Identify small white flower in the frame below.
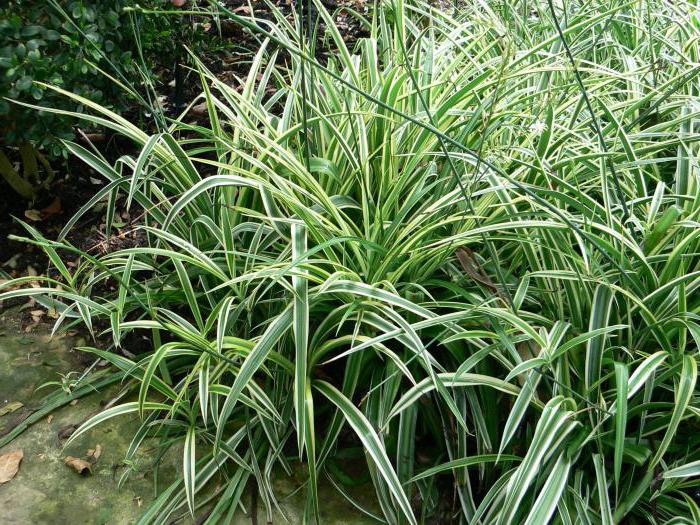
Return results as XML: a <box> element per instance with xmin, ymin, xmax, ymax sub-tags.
<box><xmin>529</xmin><ymin>121</ymin><xmax>546</xmax><ymax>133</ymax></box>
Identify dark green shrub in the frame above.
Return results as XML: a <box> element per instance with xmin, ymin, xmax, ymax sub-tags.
<box><xmin>0</xmin><ymin>0</ymin><xmax>143</xmax><ymax>198</ymax></box>
<box><xmin>0</xmin><ymin>1</ymin><xmax>236</xmax><ymax>200</ymax></box>
<box><xmin>0</xmin><ymin>0</ymin><xmax>214</xmax><ymax>199</ymax></box>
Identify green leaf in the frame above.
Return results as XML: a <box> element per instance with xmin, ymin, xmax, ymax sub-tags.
<box><xmin>613</xmin><ymin>362</ymin><xmax>628</xmax><ymax>488</ymax></box>
<box><xmin>15</xmin><ymin>75</ymin><xmax>32</xmax><ymax>91</ymax></box>
<box><xmin>593</xmin><ymin>454</ymin><xmax>613</xmax><ymax>525</ymax></box>
<box><xmin>664</xmin><ymin>459</ymin><xmax>700</xmax><ymax>479</ymax></box>
<box><xmin>498</xmin><ymin>397</ymin><xmax>577</xmax><ymax>525</ymax></box>
<box><xmin>315</xmin><ymin>380</ymin><xmax>416</xmax><ymax>525</ymax></box>
<box><xmin>184</xmin><ymin>425</ymin><xmax>196</xmax><ymax>516</ymax></box>
<box><xmin>65</xmin><ymin>402</ymin><xmax>171</xmax><ymax>448</ymax></box>
<box><xmin>21</xmin><ymin>25</ymin><xmax>42</xmax><ymax>37</ymax></box>
<box><xmin>585</xmin><ymin>285</ymin><xmax>615</xmax><ymax>396</ymax></box>
<box><xmin>409</xmin><ymin>454</ymin><xmax>521</xmax><ymax>483</ymax></box>
<box><xmin>649</xmin><ymin>355</ymin><xmax>697</xmax><ymax>468</ymax></box>
<box><xmin>523</xmin><ymin>454</ymin><xmax>571</xmax><ymax>525</ymax></box>
<box><xmin>292</xmin><ymin>223</ymin><xmax>309</xmax><ymax>455</ymax></box>
<box><xmin>215</xmin><ymin>306</ymin><xmax>292</xmax><ymax>445</ymax></box>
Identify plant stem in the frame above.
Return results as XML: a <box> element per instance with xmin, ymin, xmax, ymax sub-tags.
<box><xmin>0</xmin><ymin>148</ymin><xmax>36</xmax><ymax>200</ymax></box>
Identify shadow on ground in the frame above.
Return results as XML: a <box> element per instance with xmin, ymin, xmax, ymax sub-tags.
<box><xmin>0</xmin><ymin>316</ymin><xmax>379</xmax><ymax>524</ymax></box>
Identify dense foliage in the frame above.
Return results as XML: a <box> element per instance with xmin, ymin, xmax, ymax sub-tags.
<box><xmin>0</xmin><ymin>0</ymin><xmax>210</xmax><ymax>199</ymax></box>
<box><xmin>3</xmin><ymin>0</ymin><xmax>700</xmax><ymax>523</ymax></box>
<box><xmin>0</xmin><ymin>1</ymin><xmax>137</xmax><ymax>155</ymax></box>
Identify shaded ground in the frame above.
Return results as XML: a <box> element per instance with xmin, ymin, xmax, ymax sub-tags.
<box><xmin>0</xmin><ymin>316</ymin><xmax>177</xmax><ymax>524</ymax></box>
<box><xmin>0</xmin><ymin>316</ymin><xmax>379</xmax><ymax>524</ymax></box>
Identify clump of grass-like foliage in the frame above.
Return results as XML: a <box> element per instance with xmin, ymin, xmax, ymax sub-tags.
<box><xmin>3</xmin><ymin>0</ymin><xmax>700</xmax><ymax>522</ymax></box>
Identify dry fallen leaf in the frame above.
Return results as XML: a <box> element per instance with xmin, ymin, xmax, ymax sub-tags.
<box><xmin>69</xmin><ymin>399</ymin><xmax>78</xmax><ymax>406</ymax></box>
<box><xmin>64</xmin><ymin>456</ymin><xmax>92</xmax><ymax>475</ymax></box>
<box><xmin>0</xmin><ymin>449</ymin><xmax>23</xmax><ymax>483</ymax></box>
<box><xmin>0</xmin><ymin>401</ymin><xmax>23</xmax><ymax>417</ymax></box>
<box><xmin>30</xmin><ymin>309</ymin><xmax>45</xmax><ymax>324</ymax></box>
<box><xmin>190</xmin><ymin>102</ymin><xmax>208</xmax><ymax>117</ymax></box>
<box><xmin>3</xmin><ymin>253</ymin><xmax>21</xmax><ymax>269</ymax></box>
<box><xmin>87</xmin><ymin>444</ymin><xmax>102</xmax><ymax>461</ymax></box>
<box><xmin>24</xmin><ymin>209</ymin><xmax>42</xmax><ymax>221</ymax></box>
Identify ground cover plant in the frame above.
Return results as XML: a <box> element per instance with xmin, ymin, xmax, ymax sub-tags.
<box><xmin>2</xmin><ymin>0</ymin><xmax>700</xmax><ymax>522</ymax></box>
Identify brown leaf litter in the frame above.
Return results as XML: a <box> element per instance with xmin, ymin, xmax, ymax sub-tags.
<box><xmin>0</xmin><ymin>449</ymin><xmax>23</xmax><ymax>483</ymax></box>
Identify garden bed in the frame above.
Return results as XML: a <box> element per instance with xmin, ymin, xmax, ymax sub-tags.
<box><xmin>2</xmin><ymin>0</ymin><xmax>700</xmax><ymax>523</ymax></box>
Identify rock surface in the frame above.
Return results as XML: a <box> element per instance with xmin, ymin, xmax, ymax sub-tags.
<box><xmin>0</xmin><ymin>318</ymin><xmax>379</xmax><ymax>524</ymax></box>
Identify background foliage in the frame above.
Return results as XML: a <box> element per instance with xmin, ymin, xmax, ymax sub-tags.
<box><xmin>0</xmin><ymin>0</ymin><xmax>141</xmax><ymax>157</ymax></box>
<box><xmin>0</xmin><ymin>0</ymin><xmax>218</xmax><ymax>200</ymax></box>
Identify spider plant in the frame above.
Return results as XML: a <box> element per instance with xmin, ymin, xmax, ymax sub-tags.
<box><xmin>2</xmin><ymin>0</ymin><xmax>700</xmax><ymax>522</ymax></box>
